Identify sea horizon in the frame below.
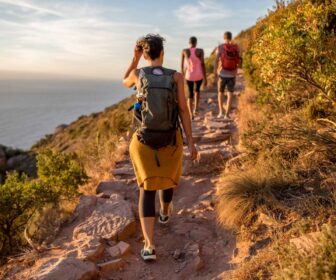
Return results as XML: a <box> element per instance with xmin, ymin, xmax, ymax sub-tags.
<box><xmin>0</xmin><ymin>77</ymin><xmax>132</xmax><ymax>150</ymax></box>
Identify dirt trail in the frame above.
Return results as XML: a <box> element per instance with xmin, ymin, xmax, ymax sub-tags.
<box><xmin>2</xmin><ymin>72</ymin><xmax>245</xmax><ymax>280</ymax></box>
<box><xmin>106</xmin><ymin>72</ymin><xmax>245</xmax><ymax>280</ymax></box>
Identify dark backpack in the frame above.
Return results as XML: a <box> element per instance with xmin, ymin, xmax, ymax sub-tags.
<box><xmin>220</xmin><ymin>43</ymin><xmax>240</xmax><ymax>71</ymax></box>
<box><xmin>135</xmin><ymin>66</ymin><xmax>179</xmax><ymax>151</ymax></box>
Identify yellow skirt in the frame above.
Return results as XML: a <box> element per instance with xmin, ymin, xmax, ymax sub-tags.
<box><xmin>129</xmin><ymin>131</ymin><xmax>183</xmax><ymax>191</ymax></box>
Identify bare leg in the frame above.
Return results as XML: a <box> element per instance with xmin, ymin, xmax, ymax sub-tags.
<box><xmin>159</xmin><ymin>188</ymin><xmax>174</xmax><ymax>215</ymax></box>
<box><xmin>139</xmin><ymin>217</ymin><xmax>155</xmax><ymax>248</ymax></box>
<box><xmin>217</xmin><ymin>91</ymin><xmax>224</xmax><ymax>116</ymax></box>
<box><xmin>225</xmin><ymin>91</ymin><xmax>234</xmax><ymax>118</ymax></box>
<box><xmin>195</xmin><ymin>91</ymin><xmax>200</xmax><ymax>113</ymax></box>
<box><xmin>187</xmin><ymin>98</ymin><xmax>194</xmax><ymax>119</ymax></box>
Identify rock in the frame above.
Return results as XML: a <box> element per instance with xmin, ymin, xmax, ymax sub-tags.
<box><xmin>290</xmin><ymin>232</ymin><xmax>321</xmax><ymax>254</ymax></box>
<box><xmin>198</xmin><ymin>190</ymin><xmax>213</xmax><ymax>201</ymax></box>
<box><xmin>76</xmin><ymin>237</ymin><xmax>105</xmax><ymax>262</ymax></box>
<box><xmin>73</xmin><ymin>194</ymin><xmax>136</xmax><ymax>242</ymax></box>
<box><xmin>112</xmin><ymin>167</ymin><xmax>134</xmax><ymax>177</ymax></box>
<box><xmin>54</xmin><ymin>124</ymin><xmax>68</xmax><ymax>134</ymax></box>
<box><xmin>207</xmin><ymin>98</ymin><xmax>214</xmax><ymax>104</ymax></box>
<box><xmin>98</xmin><ymin>258</ymin><xmax>123</xmax><ymax>274</ymax></box>
<box><xmin>200</xmin><ymin>131</ymin><xmax>231</xmax><ymax>144</ymax></box>
<box><xmin>194</xmin><ymin>178</ymin><xmax>210</xmax><ymax>185</ymax></box>
<box><xmin>36</xmin><ymin>257</ymin><xmax>99</xmax><ymax>280</ymax></box>
<box><xmin>204</xmin><ymin>119</ymin><xmax>231</xmax><ymax>130</ymax></box>
<box><xmin>96</xmin><ymin>181</ymin><xmax>126</xmax><ymax>198</ymax></box>
<box><xmin>73</xmin><ymin>196</ymin><xmax>98</xmax><ymax>222</ymax></box>
<box><xmin>106</xmin><ymin>241</ymin><xmax>131</xmax><ymax>259</ymax></box>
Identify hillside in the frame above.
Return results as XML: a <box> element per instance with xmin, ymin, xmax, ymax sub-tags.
<box><xmin>1</xmin><ymin>1</ymin><xmax>336</xmax><ymax>279</ymax></box>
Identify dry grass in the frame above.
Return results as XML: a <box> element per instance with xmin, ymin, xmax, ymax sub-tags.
<box><xmin>216</xmin><ymin>168</ymin><xmax>293</xmax><ymax>230</ymax></box>
<box><xmin>273</xmin><ymin>225</ymin><xmax>336</xmax><ymax>280</ymax></box>
<box><xmin>216</xmin><ymin>85</ymin><xmax>336</xmax><ymax>278</ymax></box>
<box><xmin>231</xmin><ymin>249</ymin><xmax>277</xmax><ymax>280</ymax></box>
<box><xmin>217</xmin><ymin>102</ymin><xmax>336</xmax><ymax>228</ymax></box>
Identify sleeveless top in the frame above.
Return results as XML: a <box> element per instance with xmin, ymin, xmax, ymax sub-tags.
<box><xmin>185</xmin><ymin>48</ymin><xmax>203</xmax><ymax>81</ymax></box>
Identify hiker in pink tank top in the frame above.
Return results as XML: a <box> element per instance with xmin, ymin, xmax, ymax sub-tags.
<box><xmin>181</xmin><ymin>37</ymin><xmax>207</xmax><ymax>120</ymax></box>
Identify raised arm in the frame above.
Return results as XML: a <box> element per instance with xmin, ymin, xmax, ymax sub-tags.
<box><xmin>123</xmin><ymin>46</ymin><xmax>142</xmax><ymax>88</ymax></box>
<box><xmin>174</xmin><ymin>72</ymin><xmax>197</xmax><ymax>160</ymax></box>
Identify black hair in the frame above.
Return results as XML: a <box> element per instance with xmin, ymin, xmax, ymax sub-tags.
<box><xmin>224</xmin><ymin>31</ymin><xmax>232</xmax><ymax>40</ymax></box>
<box><xmin>136</xmin><ymin>34</ymin><xmax>165</xmax><ymax>60</ymax></box>
<box><xmin>189</xmin><ymin>36</ymin><xmax>197</xmax><ymax>46</ymax></box>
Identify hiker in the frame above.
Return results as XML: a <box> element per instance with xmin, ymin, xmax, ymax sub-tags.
<box><xmin>123</xmin><ymin>34</ymin><xmax>198</xmax><ymax>261</ymax></box>
<box><xmin>181</xmin><ymin>36</ymin><xmax>207</xmax><ymax>120</ymax></box>
<box><xmin>214</xmin><ymin>31</ymin><xmax>241</xmax><ymax>119</ymax></box>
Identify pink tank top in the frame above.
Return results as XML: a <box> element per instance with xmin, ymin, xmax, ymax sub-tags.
<box><xmin>185</xmin><ymin>48</ymin><xmax>203</xmax><ymax>81</ymax></box>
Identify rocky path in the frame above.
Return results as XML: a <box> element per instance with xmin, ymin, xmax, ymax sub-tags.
<box><xmin>101</xmin><ymin>72</ymin><xmax>244</xmax><ymax>280</ymax></box>
<box><xmin>4</xmin><ymin>72</ymin><xmax>244</xmax><ymax>280</ymax></box>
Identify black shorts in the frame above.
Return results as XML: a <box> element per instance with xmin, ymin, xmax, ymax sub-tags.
<box><xmin>218</xmin><ymin>77</ymin><xmax>235</xmax><ymax>93</ymax></box>
<box><xmin>186</xmin><ymin>80</ymin><xmax>203</xmax><ymax>99</ymax></box>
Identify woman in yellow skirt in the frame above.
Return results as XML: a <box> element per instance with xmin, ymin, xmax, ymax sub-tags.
<box><xmin>123</xmin><ymin>34</ymin><xmax>197</xmax><ymax>261</ymax></box>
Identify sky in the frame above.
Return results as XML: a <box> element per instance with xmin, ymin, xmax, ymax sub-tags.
<box><xmin>0</xmin><ymin>0</ymin><xmax>274</xmax><ymax>79</ymax></box>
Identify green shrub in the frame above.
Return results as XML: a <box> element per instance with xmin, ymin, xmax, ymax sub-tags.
<box><xmin>0</xmin><ymin>149</ymin><xmax>88</xmax><ymax>256</ymax></box>
<box><xmin>252</xmin><ymin>0</ymin><xmax>335</xmax><ymax>109</ymax></box>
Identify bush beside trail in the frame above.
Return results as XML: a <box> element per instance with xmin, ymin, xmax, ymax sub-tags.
<box><xmin>216</xmin><ymin>0</ymin><xmax>336</xmax><ymax>278</ymax></box>
<box><xmin>0</xmin><ymin>149</ymin><xmax>88</xmax><ymax>260</ymax></box>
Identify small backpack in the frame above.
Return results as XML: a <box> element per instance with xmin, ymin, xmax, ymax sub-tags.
<box><xmin>135</xmin><ymin>66</ymin><xmax>179</xmax><ymax>151</ymax></box>
<box><xmin>220</xmin><ymin>43</ymin><xmax>240</xmax><ymax>71</ymax></box>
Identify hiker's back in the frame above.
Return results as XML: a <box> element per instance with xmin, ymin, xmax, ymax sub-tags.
<box><xmin>218</xmin><ymin>43</ymin><xmax>240</xmax><ymax>74</ymax></box>
<box><xmin>137</xmin><ymin>66</ymin><xmax>178</xmax><ymax>131</ymax></box>
<box><xmin>185</xmin><ymin>48</ymin><xmax>203</xmax><ymax>81</ymax></box>
<box><xmin>135</xmin><ymin>66</ymin><xmax>179</xmax><ymax>150</ymax></box>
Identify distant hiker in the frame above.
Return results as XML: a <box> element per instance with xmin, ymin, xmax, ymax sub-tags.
<box><xmin>214</xmin><ymin>31</ymin><xmax>241</xmax><ymax>119</ymax></box>
<box><xmin>181</xmin><ymin>36</ymin><xmax>207</xmax><ymax>120</ymax></box>
<box><xmin>123</xmin><ymin>34</ymin><xmax>198</xmax><ymax>262</ymax></box>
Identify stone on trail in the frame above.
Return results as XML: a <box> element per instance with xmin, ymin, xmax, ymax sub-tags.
<box><xmin>98</xmin><ymin>258</ymin><xmax>124</xmax><ymax>274</ymax></box>
<box><xmin>112</xmin><ymin>167</ymin><xmax>134</xmax><ymax>177</ymax></box>
<box><xmin>73</xmin><ymin>194</ymin><xmax>136</xmax><ymax>242</ymax></box>
<box><xmin>106</xmin><ymin>241</ymin><xmax>131</xmax><ymax>259</ymax></box>
<box><xmin>76</xmin><ymin>237</ymin><xmax>105</xmax><ymax>262</ymax></box>
<box><xmin>96</xmin><ymin>181</ymin><xmax>127</xmax><ymax>198</ymax></box>
<box><xmin>199</xmin><ymin>131</ymin><xmax>231</xmax><ymax>144</ymax></box>
<box><xmin>205</xmin><ymin>120</ymin><xmax>231</xmax><ymax>130</ymax></box>
<box><xmin>35</xmin><ymin>257</ymin><xmax>99</xmax><ymax>280</ymax></box>
<box><xmin>73</xmin><ymin>196</ymin><xmax>98</xmax><ymax>222</ymax></box>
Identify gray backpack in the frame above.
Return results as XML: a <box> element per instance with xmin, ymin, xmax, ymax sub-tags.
<box><xmin>135</xmin><ymin>66</ymin><xmax>179</xmax><ymax>151</ymax></box>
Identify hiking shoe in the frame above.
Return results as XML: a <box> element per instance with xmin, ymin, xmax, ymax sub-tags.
<box><xmin>158</xmin><ymin>203</ymin><xmax>173</xmax><ymax>224</ymax></box>
<box><xmin>217</xmin><ymin>113</ymin><xmax>223</xmax><ymax>118</ymax></box>
<box><xmin>141</xmin><ymin>245</ymin><xmax>156</xmax><ymax>261</ymax></box>
<box><xmin>224</xmin><ymin>114</ymin><xmax>231</xmax><ymax>120</ymax></box>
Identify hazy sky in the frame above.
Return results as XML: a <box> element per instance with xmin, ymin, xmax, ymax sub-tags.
<box><xmin>0</xmin><ymin>0</ymin><xmax>274</xmax><ymax>79</ymax></box>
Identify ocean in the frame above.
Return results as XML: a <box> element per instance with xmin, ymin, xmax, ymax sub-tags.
<box><xmin>0</xmin><ymin>79</ymin><xmax>133</xmax><ymax>150</ymax></box>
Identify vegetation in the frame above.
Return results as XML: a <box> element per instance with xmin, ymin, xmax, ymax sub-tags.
<box><xmin>216</xmin><ymin>0</ymin><xmax>336</xmax><ymax>278</ymax></box>
<box><xmin>33</xmin><ymin>95</ymin><xmax>135</xmax><ymax>194</ymax></box>
<box><xmin>0</xmin><ymin>149</ymin><xmax>87</xmax><ymax>257</ymax></box>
